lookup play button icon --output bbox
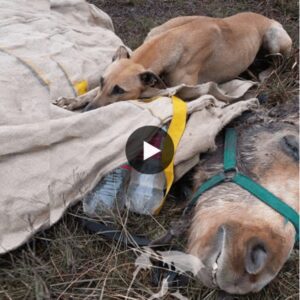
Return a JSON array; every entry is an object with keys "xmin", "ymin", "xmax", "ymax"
[
  {"xmin": 125, "ymin": 126, "xmax": 174, "ymax": 174},
  {"xmin": 143, "ymin": 141, "xmax": 161, "ymax": 160}
]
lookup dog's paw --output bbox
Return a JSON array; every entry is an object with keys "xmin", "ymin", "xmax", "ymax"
[
  {"xmin": 247, "ymin": 98, "xmax": 260, "ymax": 109},
  {"xmin": 53, "ymin": 97, "xmax": 84, "ymax": 111},
  {"xmin": 54, "ymin": 96, "xmax": 77, "ymax": 107}
]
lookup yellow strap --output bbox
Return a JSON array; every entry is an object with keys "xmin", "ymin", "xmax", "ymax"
[
  {"xmin": 74, "ymin": 80, "xmax": 88, "ymax": 96},
  {"xmin": 153, "ymin": 95, "xmax": 187, "ymax": 214}
]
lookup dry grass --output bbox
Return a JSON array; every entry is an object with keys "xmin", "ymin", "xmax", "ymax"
[
  {"xmin": 0, "ymin": 1, "xmax": 299, "ymax": 299},
  {"xmin": 0, "ymin": 204, "xmax": 299, "ymax": 299}
]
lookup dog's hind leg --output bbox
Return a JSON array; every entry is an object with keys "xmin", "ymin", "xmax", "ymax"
[
  {"xmin": 263, "ymin": 22, "xmax": 292, "ymax": 56},
  {"xmin": 258, "ymin": 22, "xmax": 292, "ymax": 82},
  {"xmin": 53, "ymin": 87, "xmax": 99, "ymax": 111}
]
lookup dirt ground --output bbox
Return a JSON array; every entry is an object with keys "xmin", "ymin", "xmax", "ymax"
[
  {"xmin": 90, "ymin": 0, "xmax": 299, "ymax": 49},
  {"xmin": 0, "ymin": 1, "xmax": 299, "ymax": 299}
]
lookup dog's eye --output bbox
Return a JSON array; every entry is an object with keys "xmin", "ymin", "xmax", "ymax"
[
  {"xmin": 111, "ymin": 85, "xmax": 125, "ymax": 95},
  {"xmin": 100, "ymin": 77, "xmax": 104, "ymax": 88}
]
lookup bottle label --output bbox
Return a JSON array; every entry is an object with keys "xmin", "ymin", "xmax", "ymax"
[{"xmin": 120, "ymin": 164, "xmax": 131, "ymax": 171}]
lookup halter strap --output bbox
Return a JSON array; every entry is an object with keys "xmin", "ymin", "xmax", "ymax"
[
  {"xmin": 224, "ymin": 128, "xmax": 237, "ymax": 171},
  {"xmin": 187, "ymin": 128, "xmax": 299, "ymax": 242}
]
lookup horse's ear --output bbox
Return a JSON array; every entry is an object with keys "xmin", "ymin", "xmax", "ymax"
[{"xmin": 112, "ymin": 46, "xmax": 131, "ymax": 61}]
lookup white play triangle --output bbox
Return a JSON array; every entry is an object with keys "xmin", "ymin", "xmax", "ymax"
[{"xmin": 143, "ymin": 141, "xmax": 161, "ymax": 160}]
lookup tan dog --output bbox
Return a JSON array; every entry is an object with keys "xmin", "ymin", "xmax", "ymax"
[{"xmin": 56, "ymin": 12, "xmax": 292, "ymax": 111}]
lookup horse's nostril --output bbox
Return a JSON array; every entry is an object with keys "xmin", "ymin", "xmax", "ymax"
[{"xmin": 245, "ymin": 241, "xmax": 268, "ymax": 275}]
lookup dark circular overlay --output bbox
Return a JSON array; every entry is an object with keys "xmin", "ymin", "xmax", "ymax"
[{"xmin": 125, "ymin": 126, "xmax": 174, "ymax": 174}]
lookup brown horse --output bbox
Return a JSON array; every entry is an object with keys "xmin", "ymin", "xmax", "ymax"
[{"xmin": 187, "ymin": 106, "xmax": 299, "ymax": 294}]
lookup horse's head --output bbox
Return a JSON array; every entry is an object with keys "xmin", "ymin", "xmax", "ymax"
[{"xmin": 188, "ymin": 121, "xmax": 299, "ymax": 294}]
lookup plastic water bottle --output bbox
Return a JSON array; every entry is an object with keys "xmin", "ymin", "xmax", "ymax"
[
  {"xmin": 126, "ymin": 170, "xmax": 165, "ymax": 214},
  {"xmin": 126, "ymin": 126, "xmax": 167, "ymax": 215},
  {"xmin": 83, "ymin": 165, "xmax": 131, "ymax": 216}
]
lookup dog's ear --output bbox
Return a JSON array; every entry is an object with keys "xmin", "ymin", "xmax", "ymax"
[
  {"xmin": 139, "ymin": 71, "xmax": 166, "ymax": 89},
  {"xmin": 112, "ymin": 46, "xmax": 131, "ymax": 61}
]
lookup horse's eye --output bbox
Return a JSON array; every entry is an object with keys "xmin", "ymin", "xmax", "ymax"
[
  {"xmin": 111, "ymin": 85, "xmax": 125, "ymax": 95},
  {"xmin": 281, "ymin": 135, "xmax": 299, "ymax": 161}
]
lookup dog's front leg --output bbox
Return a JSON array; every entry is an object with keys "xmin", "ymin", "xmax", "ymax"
[
  {"xmin": 54, "ymin": 87, "xmax": 99, "ymax": 111},
  {"xmin": 167, "ymin": 70, "xmax": 199, "ymax": 86}
]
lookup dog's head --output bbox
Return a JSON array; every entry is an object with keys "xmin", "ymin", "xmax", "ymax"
[{"xmin": 85, "ymin": 46, "xmax": 166, "ymax": 110}]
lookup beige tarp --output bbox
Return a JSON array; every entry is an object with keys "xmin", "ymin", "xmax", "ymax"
[{"xmin": 0, "ymin": 0, "xmax": 259, "ymax": 253}]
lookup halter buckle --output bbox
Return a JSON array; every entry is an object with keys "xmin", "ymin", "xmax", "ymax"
[{"xmin": 224, "ymin": 167, "xmax": 238, "ymax": 182}]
